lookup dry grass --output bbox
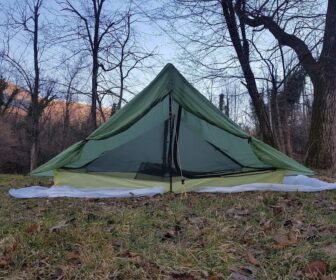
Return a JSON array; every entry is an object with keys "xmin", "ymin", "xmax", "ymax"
[{"xmin": 0, "ymin": 174, "xmax": 336, "ymax": 279}]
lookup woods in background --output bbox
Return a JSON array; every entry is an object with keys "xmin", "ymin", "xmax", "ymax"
[
  {"xmin": 0, "ymin": 0, "xmax": 155, "ymax": 172},
  {"xmin": 0, "ymin": 0, "xmax": 335, "ymax": 173},
  {"xmin": 161, "ymin": 0, "xmax": 335, "ymax": 171}
]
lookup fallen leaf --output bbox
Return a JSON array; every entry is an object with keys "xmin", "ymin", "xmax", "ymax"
[
  {"xmin": 50, "ymin": 218, "xmax": 75, "ymax": 233},
  {"xmin": 0, "ymin": 235, "xmax": 17, "ymax": 258},
  {"xmin": 207, "ymin": 276, "xmax": 224, "ymax": 280},
  {"xmin": 163, "ymin": 230, "xmax": 176, "ymax": 239},
  {"xmin": 283, "ymin": 220, "xmax": 293, "ymax": 228},
  {"xmin": 187, "ymin": 217, "xmax": 212, "ymax": 230},
  {"xmin": 229, "ymin": 272, "xmax": 255, "ymax": 280},
  {"xmin": 318, "ymin": 225, "xmax": 336, "ymax": 235},
  {"xmin": 226, "ymin": 206, "xmax": 250, "ymax": 219},
  {"xmin": 245, "ymin": 253, "xmax": 260, "ymax": 267},
  {"xmin": 111, "ymin": 239, "xmax": 123, "ymax": 249},
  {"xmin": 306, "ymin": 224, "xmax": 336, "ymax": 241},
  {"xmin": 321, "ymin": 244, "xmax": 336, "ymax": 257},
  {"xmin": 50, "ymin": 221, "xmax": 68, "ymax": 232},
  {"xmin": 66, "ymin": 250, "xmax": 80, "ymax": 263},
  {"xmin": 0, "ymin": 258, "xmax": 9, "ymax": 268},
  {"xmin": 314, "ymin": 199, "xmax": 336, "ymax": 211},
  {"xmin": 229, "ymin": 266, "xmax": 256, "ymax": 280},
  {"xmin": 271, "ymin": 206, "xmax": 284, "ymax": 216},
  {"xmin": 170, "ymin": 271, "xmax": 197, "ymax": 280},
  {"xmin": 260, "ymin": 219, "xmax": 272, "ymax": 230},
  {"xmin": 51, "ymin": 266, "xmax": 64, "ymax": 280},
  {"xmin": 272, "ymin": 229, "xmax": 298, "ymax": 249},
  {"xmin": 320, "ymin": 276, "xmax": 333, "ymax": 280},
  {"xmin": 304, "ymin": 260, "xmax": 328, "ymax": 278},
  {"xmin": 188, "ymin": 217, "xmax": 204, "ymax": 226},
  {"xmin": 26, "ymin": 223, "xmax": 41, "ymax": 233},
  {"xmin": 119, "ymin": 250, "xmax": 141, "ymax": 262},
  {"xmin": 283, "ymin": 219, "xmax": 304, "ymax": 233}
]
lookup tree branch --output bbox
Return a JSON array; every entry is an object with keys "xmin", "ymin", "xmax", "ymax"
[{"xmin": 236, "ymin": 5, "xmax": 319, "ymax": 81}]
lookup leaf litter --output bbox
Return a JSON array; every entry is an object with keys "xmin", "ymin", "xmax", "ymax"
[{"xmin": 0, "ymin": 174, "xmax": 336, "ymax": 279}]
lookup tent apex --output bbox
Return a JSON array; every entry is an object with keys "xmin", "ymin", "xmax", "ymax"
[{"xmin": 163, "ymin": 63, "xmax": 179, "ymax": 73}]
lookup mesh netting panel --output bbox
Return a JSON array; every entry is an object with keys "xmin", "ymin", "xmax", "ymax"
[
  {"xmin": 81, "ymin": 101, "xmax": 266, "ymax": 179},
  {"xmin": 85, "ymin": 121, "xmax": 167, "ymax": 175},
  {"xmin": 174, "ymin": 123, "xmax": 242, "ymax": 176}
]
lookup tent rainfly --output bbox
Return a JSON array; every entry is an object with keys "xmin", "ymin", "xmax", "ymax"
[{"xmin": 31, "ymin": 64, "xmax": 313, "ymax": 192}]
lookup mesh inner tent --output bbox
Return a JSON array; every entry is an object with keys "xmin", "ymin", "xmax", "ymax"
[
  {"xmin": 84, "ymin": 121, "xmax": 169, "ymax": 177},
  {"xmin": 83, "ymin": 112, "xmax": 245, "ymax": 179},
  {"xmin": 79, "ymin": 100, "xmax": 271, "ymax": 180},
  {"xmin": 173, "ymin": 123, "xmax": 242, "ymax": 177}
]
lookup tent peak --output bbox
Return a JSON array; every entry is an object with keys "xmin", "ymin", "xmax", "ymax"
[
  {"xmin": 163, "ymin": 63, "xmax": 177, "ymax": 69},
  {"xmin": 162, "ymin": 63, "xmax": 183, "ymax": 78}
]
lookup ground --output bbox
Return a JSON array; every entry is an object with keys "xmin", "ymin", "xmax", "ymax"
[{"xmin": 0, "ymin": 174, "xmax": 336, "ymax": 280}]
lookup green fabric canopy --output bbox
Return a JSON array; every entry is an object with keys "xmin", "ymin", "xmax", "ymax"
[{"xmin": 31, "ymin": 63, "xmax": 313, "ymax": 188}]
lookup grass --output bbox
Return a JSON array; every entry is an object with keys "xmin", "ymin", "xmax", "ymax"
[{"xmin": 0, "ymin": 174, "xmax": 336, "ymax": 279}]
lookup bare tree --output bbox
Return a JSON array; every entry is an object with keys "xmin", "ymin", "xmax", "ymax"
[
  {"xmin": 220, "ymin": 0, "xmax": 277, "ymax": 146},
  {"xmin": 235, "ymin": 0, "xmax": 336, "ymax": 170},
  {"xmin": 0, "ymin": 76, "xmax": 20, "ymax": 116},
  {"xmin": 59, "ymin": 57, "xmax": 84, "ymax": 149},
  {"xmin": 100, "ymin": 13, "xmax": 155, "ymax": 110},
  {"xmin": 158, "ymin": 0, "xmax": 277, "ymax": 146},
  {"xmin": 251, "ymin": 40, "xmax": 304, "ymax": 156},
  {"xmin": 0, "ymin": 0, "xmax": 56, "ymax": 171},
  {"xmin": 159, "ymin": 0, "xmax": 334, "ymax": 169},
  {"xmin": 60, "ymin": 0, "xmax": 126, "ymax": 130}
]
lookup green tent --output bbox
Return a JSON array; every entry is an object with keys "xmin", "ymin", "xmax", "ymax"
[{"xmin": 32, "ymin": 64, "xmax": 313, "ymax": 192}]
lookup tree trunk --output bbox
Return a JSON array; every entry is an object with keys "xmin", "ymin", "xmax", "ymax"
[
  {"xmin": 279, "ymin": 104, "xmax": 292, "ymax": 156},
  {"xmin": 30, "ymin": 140, "xmax": 37, "ymax": 171},
  {"xmin": 220, "ymin": 0, "xmax": 276, "ymax": 147},
  {"xmin": 278, "ymin": 88, "xmax": 292, "ymax": 156},
  {"xmin": 30, "ymin": 3, "xmax": 40, "ymax": 172},
  {"xmin": 270, "ymin": 88, "xmax": 283, "ymax": 151},
  {"xmin": 97, "ymin": 96, "xmax": 106, "ymax": 123},
  {"xmin": 118, "ymin": 64, "xmax": 124, "ymax": 110},
  {"xmin": 62, "ymin": 98, "xmax": 70, "ymax": 150},
  {"xmin": 244, "ymin": 70, "xmax": 276, "ymax": 146},
  {"xmin": 91, "ymin": 57, "xmax": 98, "ymax": 130},
  {"xmin": 306, "ymin": 77, "xmax": 336, "ymax": 170}
]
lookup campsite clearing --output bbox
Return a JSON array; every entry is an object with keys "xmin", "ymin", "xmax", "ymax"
[{"xmin": 1, "ymin": 174, "xmax": 336, "ymax": 279}]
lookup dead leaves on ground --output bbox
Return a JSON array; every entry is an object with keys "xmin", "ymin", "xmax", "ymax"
[
  {"xmin": 65, "ymin": 250, "xmax": 81, "ymax": 266},
  {"xmin": 304, "ymin": 260, "xmax": 329, "ymax": 279},
  {"xmin": 272, "ymin": 229, "xmax": 299, "ymax": 249},
  {"xmin": 226, "ymin": 206, "xmax": 250, "ymax": 219},
  {"xmin": 0, "ymin": 235, "xmax": 18, "ymax": 258},
  {"xmin": 1, "ymin": 187, "xmax": 336, "ymax": 279},
  {"xmin": 25, "ymin": 223, "xmax": 41, "ymax": 234},
  {"xmin": 0, "ymin": 258, "xmax": 9, "ymax": 268},
  {"xmin": 49, "ymin": 217, "xmax": 76, "ymax": 233},
  {"xmin": 314, "ymin": 199, "xmax": 336, "ymax": 212},
  {"xmin": 321, "ymin": 244, "xmax": 336, "ymax": 258},
  {"xmin": 162, "ymin": 223, "xmax": 182, "ymax": 241},
  {"xmin": 244, "ymin": 253, "xmax": 260, "ymax": 267},
  {"xmin": 170, "ymin": 271, "xmax": 224, "ymax": 280},
  {"xmin": 0, "ymin": 235, "xmax": 19, "ymax": 268},
  {"xmin": 229, "ymin": 266, "xmax": 257, "ymax": 280}
]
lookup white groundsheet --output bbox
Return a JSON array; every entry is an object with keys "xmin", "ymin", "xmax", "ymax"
[{"xmin": 8, "ymin": 175, "xmax": 336, "ymax": 199}]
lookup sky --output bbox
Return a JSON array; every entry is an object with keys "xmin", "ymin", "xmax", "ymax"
[
  {"xmin": 0, "ymin": 0, "xmax": 321, "ymax": 126},
  {"xmin": 0, "ymin": 0, "xmax": 257, "ymax": 126},
  {"xmin": 0, "ymin": 0, "xmax": 181, "ymax": 95}
]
